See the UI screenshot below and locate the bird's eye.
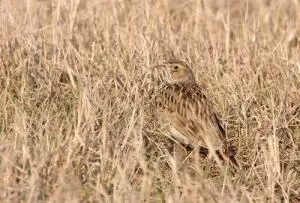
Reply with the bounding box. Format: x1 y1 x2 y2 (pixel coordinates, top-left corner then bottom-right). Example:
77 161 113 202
174 65 179 70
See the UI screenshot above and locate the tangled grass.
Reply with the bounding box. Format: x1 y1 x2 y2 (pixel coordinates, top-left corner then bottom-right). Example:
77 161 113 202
0 0 300 202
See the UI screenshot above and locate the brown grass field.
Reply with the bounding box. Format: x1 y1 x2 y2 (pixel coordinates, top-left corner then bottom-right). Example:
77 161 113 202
0 0 300 202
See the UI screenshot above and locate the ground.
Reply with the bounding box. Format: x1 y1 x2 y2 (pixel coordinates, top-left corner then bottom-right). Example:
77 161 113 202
0 0 300 202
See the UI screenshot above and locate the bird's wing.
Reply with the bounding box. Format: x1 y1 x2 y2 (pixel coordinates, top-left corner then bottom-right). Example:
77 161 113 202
155 82 225 150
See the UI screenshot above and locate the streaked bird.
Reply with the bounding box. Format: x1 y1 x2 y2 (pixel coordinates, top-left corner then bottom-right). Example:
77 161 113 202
152 59 240 170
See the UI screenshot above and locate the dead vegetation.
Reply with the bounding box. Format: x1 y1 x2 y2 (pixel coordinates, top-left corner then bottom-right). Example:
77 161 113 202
0 0 300 202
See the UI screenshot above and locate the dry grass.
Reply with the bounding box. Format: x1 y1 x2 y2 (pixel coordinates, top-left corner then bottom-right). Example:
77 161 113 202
0 0 300 202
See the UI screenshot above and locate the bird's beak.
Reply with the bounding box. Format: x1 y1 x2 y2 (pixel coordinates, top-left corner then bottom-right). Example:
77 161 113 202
151 64 164 70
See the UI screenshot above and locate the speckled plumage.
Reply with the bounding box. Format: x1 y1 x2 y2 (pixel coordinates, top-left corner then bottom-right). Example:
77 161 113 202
153 60 239 169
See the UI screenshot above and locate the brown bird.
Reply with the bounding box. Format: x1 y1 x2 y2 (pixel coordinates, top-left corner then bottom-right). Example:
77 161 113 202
152 59 240 170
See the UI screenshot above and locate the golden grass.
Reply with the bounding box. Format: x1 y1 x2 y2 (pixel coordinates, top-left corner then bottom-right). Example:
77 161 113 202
0 0 300 202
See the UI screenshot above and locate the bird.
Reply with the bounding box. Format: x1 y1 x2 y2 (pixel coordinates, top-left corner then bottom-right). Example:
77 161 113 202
152 59 240 170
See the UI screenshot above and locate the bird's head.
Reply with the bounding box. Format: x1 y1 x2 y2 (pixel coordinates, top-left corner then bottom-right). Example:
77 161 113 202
153 60 195 83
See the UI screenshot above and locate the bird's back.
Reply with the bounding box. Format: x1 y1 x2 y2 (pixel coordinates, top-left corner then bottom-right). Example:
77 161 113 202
155 82 226 151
